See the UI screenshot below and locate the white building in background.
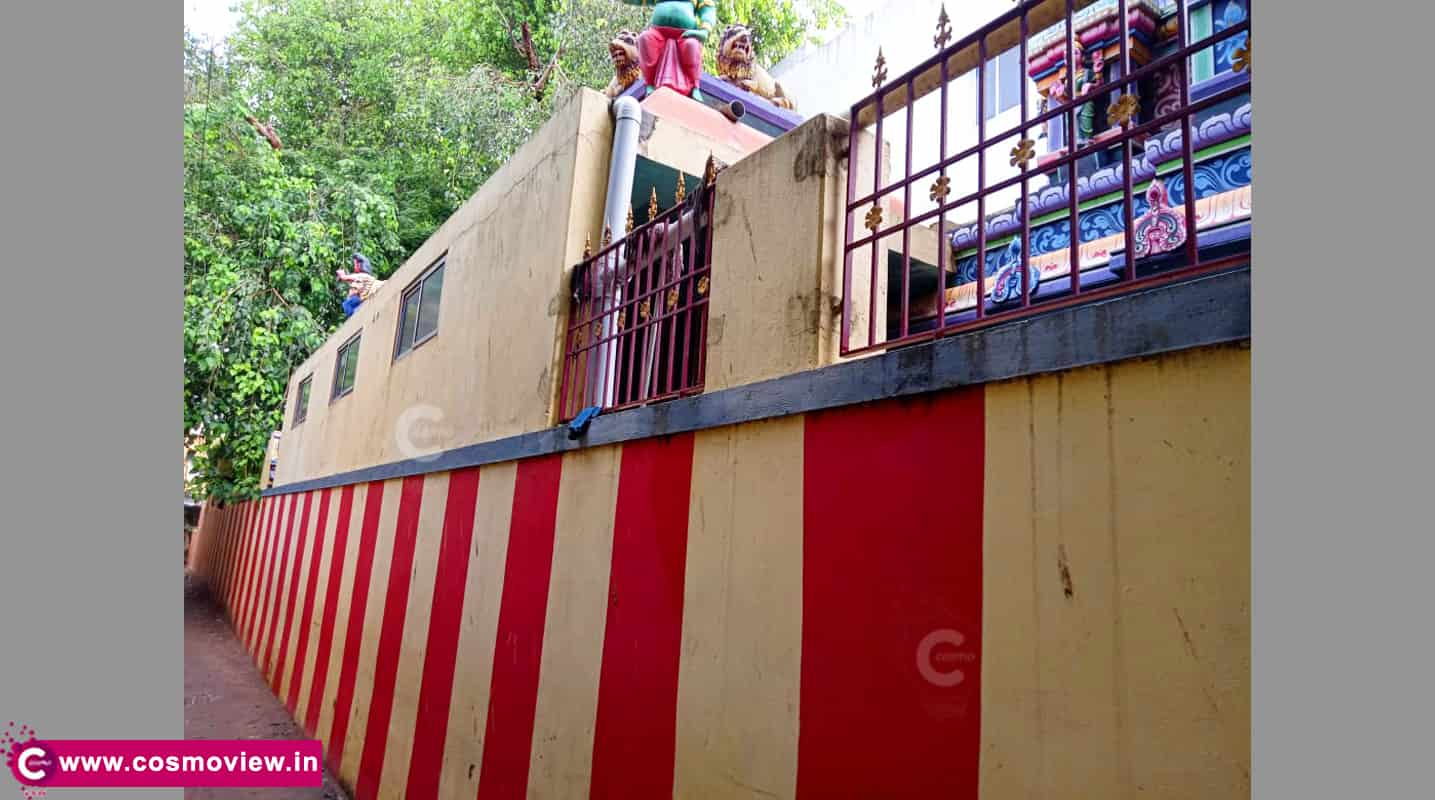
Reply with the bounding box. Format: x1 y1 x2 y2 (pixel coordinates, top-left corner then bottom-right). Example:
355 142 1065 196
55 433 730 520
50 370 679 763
773 0 1038 225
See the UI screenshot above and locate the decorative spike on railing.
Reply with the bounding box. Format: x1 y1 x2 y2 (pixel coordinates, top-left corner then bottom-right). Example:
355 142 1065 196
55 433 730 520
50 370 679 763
626 205 635 234
872 48 888 88
649 186 660 221
934 4 952 50
601 224 612 248
704 154 719 187
582 234 592 260
675 172 687 204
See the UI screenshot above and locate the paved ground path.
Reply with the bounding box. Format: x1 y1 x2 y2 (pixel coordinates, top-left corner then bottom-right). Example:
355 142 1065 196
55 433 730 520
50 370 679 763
183 573 348 800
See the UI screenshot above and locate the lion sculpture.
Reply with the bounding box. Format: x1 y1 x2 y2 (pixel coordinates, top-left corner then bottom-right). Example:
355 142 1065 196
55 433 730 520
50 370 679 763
603 30 642 99
715 24 795 110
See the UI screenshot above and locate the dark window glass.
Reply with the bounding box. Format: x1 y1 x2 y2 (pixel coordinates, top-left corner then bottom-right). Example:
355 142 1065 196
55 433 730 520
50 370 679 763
415 265 444 343
395 259 445 358
293 376 312 426
399 290 421 356
333 335 361 399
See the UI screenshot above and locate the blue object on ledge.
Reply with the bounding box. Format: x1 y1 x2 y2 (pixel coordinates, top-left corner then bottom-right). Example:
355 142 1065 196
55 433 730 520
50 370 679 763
568 406 602 440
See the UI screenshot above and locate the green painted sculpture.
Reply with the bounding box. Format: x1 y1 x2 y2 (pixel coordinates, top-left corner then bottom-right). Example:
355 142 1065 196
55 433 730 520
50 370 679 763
619 0 718 100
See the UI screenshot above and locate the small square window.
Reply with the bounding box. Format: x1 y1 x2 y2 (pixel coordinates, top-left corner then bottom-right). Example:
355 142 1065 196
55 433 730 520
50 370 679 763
395 259 445 359
293 375 312 426
983 48 1022 121
332 333 361 401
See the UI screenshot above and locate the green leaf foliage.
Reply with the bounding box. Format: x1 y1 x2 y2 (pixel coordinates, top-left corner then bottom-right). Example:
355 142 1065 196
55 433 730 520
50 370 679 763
184 0 841 502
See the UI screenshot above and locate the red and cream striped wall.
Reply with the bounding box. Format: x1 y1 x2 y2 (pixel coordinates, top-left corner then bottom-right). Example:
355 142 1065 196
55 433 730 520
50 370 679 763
189 344 1250 799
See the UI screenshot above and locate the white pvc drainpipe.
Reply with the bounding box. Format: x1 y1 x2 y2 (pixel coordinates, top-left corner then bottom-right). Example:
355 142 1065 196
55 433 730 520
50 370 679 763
588 95 642 410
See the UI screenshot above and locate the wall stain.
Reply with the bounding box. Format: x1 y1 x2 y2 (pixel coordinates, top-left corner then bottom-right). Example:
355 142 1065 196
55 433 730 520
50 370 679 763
1057 544 1075 599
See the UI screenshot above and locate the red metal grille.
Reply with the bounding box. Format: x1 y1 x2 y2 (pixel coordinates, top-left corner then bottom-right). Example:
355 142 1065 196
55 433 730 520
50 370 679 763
841 0 1252 356
557 184 715 422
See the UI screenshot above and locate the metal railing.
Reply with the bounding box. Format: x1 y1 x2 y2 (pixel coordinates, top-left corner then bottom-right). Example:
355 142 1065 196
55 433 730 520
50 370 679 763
841 0 1252 355
557 169 717 422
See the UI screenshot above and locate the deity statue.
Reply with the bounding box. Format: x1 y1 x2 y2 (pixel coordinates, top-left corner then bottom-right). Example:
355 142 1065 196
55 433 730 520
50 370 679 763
1072 41 1098 143
620 0 718 101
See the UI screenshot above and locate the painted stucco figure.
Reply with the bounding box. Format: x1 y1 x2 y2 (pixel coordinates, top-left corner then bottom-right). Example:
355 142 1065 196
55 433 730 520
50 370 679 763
336 253 383 318
716 24 795 110
989 235 1040 306
620 0 718 101
1131 179 1187 259
1074 42 1102 143
603 30 642 99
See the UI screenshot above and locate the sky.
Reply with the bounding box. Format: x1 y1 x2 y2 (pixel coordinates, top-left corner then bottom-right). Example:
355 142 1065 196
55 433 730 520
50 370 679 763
185 0 239 47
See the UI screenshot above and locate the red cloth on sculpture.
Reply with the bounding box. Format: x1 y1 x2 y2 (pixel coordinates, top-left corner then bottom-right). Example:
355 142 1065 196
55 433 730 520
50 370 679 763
637 26 703 97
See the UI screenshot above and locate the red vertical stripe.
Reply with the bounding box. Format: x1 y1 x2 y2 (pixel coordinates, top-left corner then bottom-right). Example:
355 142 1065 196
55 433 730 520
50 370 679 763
477 455 563 800
328 481 387 772
250 493 294 655
239 497 278 646
287 489 333 714
273 491 317 691
354 475 427 800
305 484 357 735
218 503 244 609
796 390 985 799
248 495 287 651
228 500 258 627
588 434 696 800
225 500 257 618
403 467 482 800
261 492 303 667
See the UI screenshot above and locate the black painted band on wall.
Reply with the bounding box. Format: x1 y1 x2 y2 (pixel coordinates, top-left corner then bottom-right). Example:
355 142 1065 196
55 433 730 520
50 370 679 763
265 267 1251 496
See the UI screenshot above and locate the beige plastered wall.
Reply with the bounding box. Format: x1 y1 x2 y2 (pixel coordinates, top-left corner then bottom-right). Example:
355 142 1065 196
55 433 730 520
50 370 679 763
703 112 889 391
274 89 613 485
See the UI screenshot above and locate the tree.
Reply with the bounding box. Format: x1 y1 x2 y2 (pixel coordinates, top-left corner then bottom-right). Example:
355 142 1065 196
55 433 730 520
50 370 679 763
184 0 841 502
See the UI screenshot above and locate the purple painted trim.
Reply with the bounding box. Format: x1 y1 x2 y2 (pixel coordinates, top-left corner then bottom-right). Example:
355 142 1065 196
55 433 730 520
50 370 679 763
612 72 802 134
1190 68 1249 103
948 101 1250 250
698 75 803 131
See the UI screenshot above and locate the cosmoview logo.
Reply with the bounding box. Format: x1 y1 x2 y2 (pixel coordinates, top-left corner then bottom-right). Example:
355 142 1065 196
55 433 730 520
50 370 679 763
4 723 52 799
916 628 977 687
14 746 53 784
394 404 452 462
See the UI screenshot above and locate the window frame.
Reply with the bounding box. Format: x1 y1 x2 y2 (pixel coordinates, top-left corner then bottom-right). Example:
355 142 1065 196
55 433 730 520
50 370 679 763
331 331 362 402
983 47 1022 122
292 374 312 427
393 256 447 362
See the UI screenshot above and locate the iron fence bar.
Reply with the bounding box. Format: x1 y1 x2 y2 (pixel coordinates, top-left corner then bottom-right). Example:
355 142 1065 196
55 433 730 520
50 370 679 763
842 107 858 353
1119 0 1137 283
1067 0 1081 297
663 202 682 397
870 88 884 347
842 76 1249 255
935 49 950 338
1020 9 1032 308
901 74 915 338
1176 0 1201 268
976 36 987 321
844 17 1250 212
696 190 713 386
